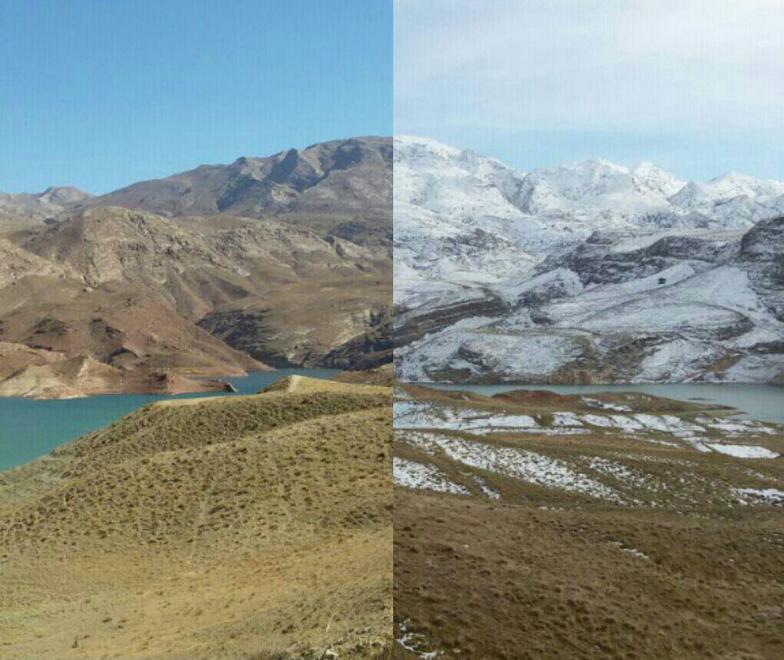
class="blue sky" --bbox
[395,0,784,181]
[0,0,391,193]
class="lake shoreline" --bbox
[0,369,341,471]
[414,382,784,424]
[0,364,276,401]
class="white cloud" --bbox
[395,0,784,140]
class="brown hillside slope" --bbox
[0,204,390,395]
[394,385,784,659]
[334,364,394,387]
[0,377,392,659]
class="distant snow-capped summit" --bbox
[395,136,783,236]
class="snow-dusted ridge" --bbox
[394,136,784,384]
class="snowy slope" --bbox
[395,136,784,384]
[394,136,538,311]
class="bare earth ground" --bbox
[393,385,784,659]
[0,376,392,658]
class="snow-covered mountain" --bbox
[394,136,784,384]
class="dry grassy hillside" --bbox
[394,385,784,659]
[0,377,393,658]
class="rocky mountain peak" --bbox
[80,136,392,220]
[36,186,92,205]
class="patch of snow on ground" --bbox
[396,619,443,659]
[582,397,632,412]
[609,541,650,560]
[552,412,583,427]
[707,420,776,435]
[581,414,617,428]
[394,400,543,434]
[706,444,779,459]
[733,488,784,505]
[393,457,470,495]
[633,414,705,437]
[472,475,501,500]
[608,415,646,431]
[401,431,623,502]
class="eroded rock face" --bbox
[321,311,393,370]
[394,136,784,384]
[557,233,729,287]
[739,216,784,322]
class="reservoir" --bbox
[426,383,784,424]
[0,369,339,471]
[5,377,781,471]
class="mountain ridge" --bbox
[78,136,392,228]
[395,136,784,384]
[0,137,392,397]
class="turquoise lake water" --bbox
[4,375,781,471]
[0,369,339,471]
[428,383,784,424]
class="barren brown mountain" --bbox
[0,137,392,397]
[83,137,391,228]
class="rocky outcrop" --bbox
[558,233,729,286]
[321,311,393,370]
[0,187,92,229]
[738,216,784,321]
